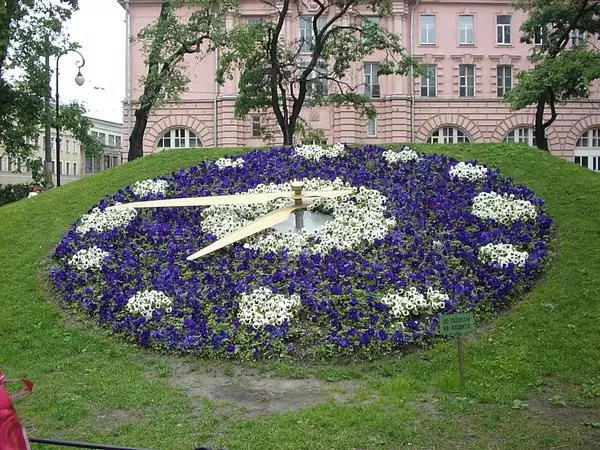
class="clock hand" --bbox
[186,200,313,260]
[107,189,352,210]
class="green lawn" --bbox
[1,143,599,449]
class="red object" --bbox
[0,371,33,450]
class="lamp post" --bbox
[55,49,85,187]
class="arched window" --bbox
[575,128,600,171]
[504,127,536,147]
[427,127,470,144]
[157,129,202,150]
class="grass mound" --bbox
[1,143,599,449]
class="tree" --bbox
[216,0,419,146]
[128,0,236,161]
[507,0,600,151]
[0,0,102,185]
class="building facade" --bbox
[0,118,123,186]
[121,0,600,172]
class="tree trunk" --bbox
[534,94,549,151]
[128,107,149,161]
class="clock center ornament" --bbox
[51,144,554,360]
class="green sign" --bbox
[440,312,475,335]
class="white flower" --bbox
[294,142,346,161]
[68,246,110,271]
[76,205,137,235]
[125,290,173,319]
[382,146,419,164]
[380,287,448,318]
[201,178,392,257]
[449,162,488,182]
[237,287,301,327]
[471,191,537,225]
[479,243,528,268]
[132,179,169,198]
[215,157,245,169]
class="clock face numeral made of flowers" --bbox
[52,144,554,360]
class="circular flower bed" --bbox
[51,145,554,360]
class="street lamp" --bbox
[55,49,85,187]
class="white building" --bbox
[0,117,123,187]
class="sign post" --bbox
[439,312,475,388]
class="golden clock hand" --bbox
[108,192,296,210]
[108,189,352,210]
[186,201,313,260]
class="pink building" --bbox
[120,0,600,172]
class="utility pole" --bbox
[43,35,53,187]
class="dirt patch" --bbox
[88,405,138,429]
[166,358,361,417]
[527,396,600,430]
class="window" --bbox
[421,65,437,97]
[0,156,3,171]
[7,158,12,171]
[364,62,380,97]
[497,65,512,97]
[247,17,263,25]
[85,157,93,173]
[157,128,202,150]
[504,127,536,147]
[94,157,100,173]
[300,15,327,53]
[299,60,328,97]
[362,17,380,43]
[420,15,436,45]
[570,29,586,46]
[251,115,261,138]
[98,133,106,144]
[459,64,475,97]
[575,128,600,171]
[108,134,115,146]
[104,155,111,169]
[65,139,70,153]
[367,116,377,137]
[66,162,70,175]
[496,15,511,45]
[534,26,547,45]
[458,15,474,45]
[73,162,77,175]
[428,127,470,144]
[116,136,122,147]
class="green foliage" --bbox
[128,0,237,160]
[218,0,420,144]
[505,48,600,110]
[507,0,600,150]
[0,183,33,206]
[59,102,104,157]
[0,0,97,182]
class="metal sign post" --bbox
[439,312,475,388]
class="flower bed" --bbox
[51,145,554,360]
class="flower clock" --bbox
[51,145,554,360]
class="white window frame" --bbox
[428,127,470,144]
[534,26,547,45]
[367,116,377,137]
[575,128,600,171]
[420,15,436,45]
[298,60,328,97]
[496,15,512,45]
[458,15,474,45]
[157,128,202,150]
[497,65,512,97]
[459,64,475,97]
[300,15,327,54]
[251,115,261,138]
[504,128,536,147]
[364,62,380,97]
[570,29,587,46]
[421,64,437,97]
